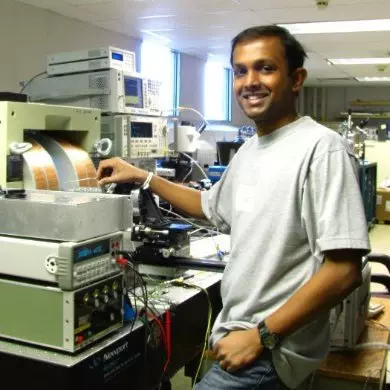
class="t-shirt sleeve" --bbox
[201,166,232,234]
[301,147,370,259]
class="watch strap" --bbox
[257,320,281,350]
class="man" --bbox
[97,25,370,389]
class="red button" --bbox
[76,335,85,344]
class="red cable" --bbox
[118,258,171,377]
[149,312,170,371]
[164,311,172,372]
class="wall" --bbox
[178,53,206,120]
[302,86,390,122]
[0,0,141,92]
[0,0,256,133]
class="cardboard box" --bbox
[376,188,390,221]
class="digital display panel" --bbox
[111,52,124,61]
[73,239,110,263]
[124,76,143,108]
[131,122,153,138]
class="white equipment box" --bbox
[0,232,123,290]
[47,46,136,76]
[330,260,371,348]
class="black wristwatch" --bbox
[257,320,281,350]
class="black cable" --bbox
[122,258,151,389]
[123,254,149,316]
[117,251,161,389]
[20,71,47,94]
[120,251,171,388]
[122,261,139,333]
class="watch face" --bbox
[263,334,278,349]
[258,322,281,350]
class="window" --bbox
[141,41,179,111]
[204,61,232,121]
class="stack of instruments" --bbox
[0,189,132,353]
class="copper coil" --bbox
[26,134,98,190]
[57,139,98,188]
[23,139,60,190]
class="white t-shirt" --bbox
[201,116,370,388]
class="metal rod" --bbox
[139,255,227,273]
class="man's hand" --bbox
[96,157,148,186]
[213,328,263,372]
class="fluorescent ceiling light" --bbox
[356,77,390,82]
[137,14,175,20]
[148,28,174,32]
[279,19,390,34]
[328,58,390,65]
[140,29,172,42]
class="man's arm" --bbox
[214,249,363,372]
[97,157,205,219]
[265,249,362,337]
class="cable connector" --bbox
[116,256,128,267]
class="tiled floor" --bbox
[169,224,390,389]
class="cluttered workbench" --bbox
[0,254,225,390]
[0,187,229,390]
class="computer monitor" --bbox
[216,141,243,166]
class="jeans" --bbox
[194,351,287,390]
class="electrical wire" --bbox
[177,106,209,128]
[330,341,390,353]
[118,252,174,388]
[180,152,209,181]
[20,71,47,94]
[307,371,316,390]
[181,165,193,183]
[164,106,209,133]
[148,311,170,386]
[169,280,213,388]
[119,254,149,334]
[351,342,390,351]
[362,368,390,390]
[188,228,206,236]
[119,252,217,387]
[158,205,217,233]
[367,319,390,332]
[118,254,154,389]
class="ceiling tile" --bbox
[15,0,68,8]
[63,0,112,4]
[261,3,390,23]
[13,0,390,84]
[50,4,111,22]
[238,0,389,11]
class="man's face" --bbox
[232,36,297,125]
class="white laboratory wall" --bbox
[179,53,206,121]
[0,0,141,92]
